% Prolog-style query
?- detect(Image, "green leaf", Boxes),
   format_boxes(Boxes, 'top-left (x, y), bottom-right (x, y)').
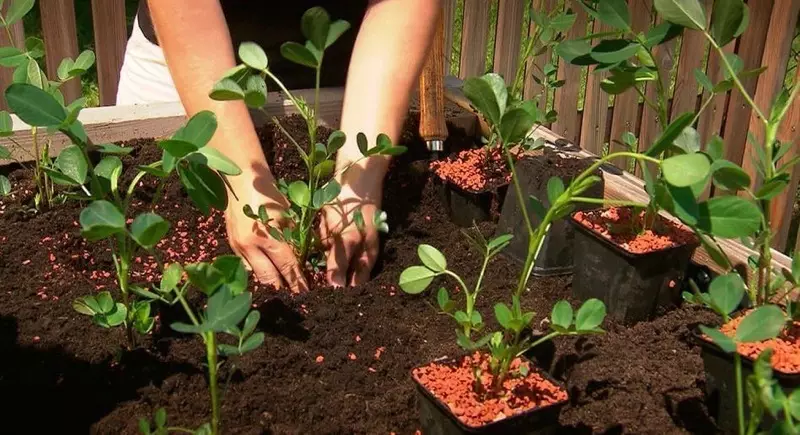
top-left (184, 262), bottom-right (225, 295)
top-left (708, 273), bottom-right (745, 316)
top-left (287, 181), bottom-right (310, 207)
top-left (0, 175), bottom-right (10, 196)
top-left (326, 20), bottom-right (351, 48)
top-left (161, 262), bottom-right (183, 292)
top-left (722, 52), bottom-right (743, 80)
top-left (5, 0), bottom-right (34, 26)
top-left (646, 112), bottom-right (695, 157)
top-left (673, 126), bottom-right (701, 153)
top-left (699, 325), bottom-right (736, 353)
top-left (243, 75), bottom-right (267, 109)
top-left (174, 110), bottom-right (217, 148)
top-left (662, 153), bottom-right (711, 187)
top-left (312, 179), bottom-right (341, 209)
top-left (313, 160), bottom-right (334, 179)
top-left (487, 233), bottom-right (513, 253)
top-left (462, 73), bottom-right (507, 126)
top-left (103, 303), bottom-right (128, 327)
top-left (546, 176), bottom-right (565, 204)
top-left (243, 310), bottom-right (260, 337)
top-left (171, 321), bottom-right (205, 334)
top-left (154, 408), bottom-right (167, 428)
top-left (529, 195), bottom-right (547, 221)
top-left (93, 291), bottom-right (113, 313)
top-left (499, 107), bottom-right (535, 144)
top-left (556, 39), bottom-right (595, 65)
top-left (711, 0), bottom-right (745, 46)
top-left (240, 332), bottom-right (265, 353)
top-left (0, 46), bottom-right (26, 67)
top-left (437, 287), bottom-right (451, 312)
top-left (694, 68), bottom-right (714, 92)
top-left (735, 305), bottom-right (786, 342)
top-left (789, 390), bottom-right (800, 420)
top-left (494, 303), bottom-right (513, 329)
top-left (711, 159), bottom-right (750, 191)
top-left (238, 42), bottom-right (268, 70)
top-left (23, 36), bottom-right (43, 59)
top-left (159, 139), bottom-right (198, 159)
top-left (178, 163), bottom-right (228, 215)
top-left (301, 6), bottom-right (331, 51)
top-left (209, 78), bottom-right (244, 101)
top-left (205, 288), bottom-right (252, 333)
top-left (212, 255), bottom-right (248, 296)
top-left (71, 50), bottom-right (95, 74)
top-left (590, 39), bottom-right (641, 64)
top-left (398, 266), bottom-right (437, 294)
top-left (575, 298), bottom-right (607, 331)
top-left (643, 22), bottom-right (683, 47)
top-left (5, 83), bottom-right (67, 126)
top-left (94, 143), bottom-right (131, 155)
top-left (190, 147), bottom-right (242, 176)
top-left (696, 196), bottom-right (761, 238)
top-left (327, 130), bottom-right (346, 155)
top-left (654, 0), bottom-right (707, 30)
top-left (755, 175), bottom-right (789, 200)
top-left (79, 200), bottom-right (125, 241)
top-left (595, 0), bottom-right (631, 30)
top-left (95, 156), bottom-right (122, 195)
top-left (551, 300), bottom-right (573, 330)
top-left (280, 42), bottom-right (318, 68)
top-left (55, 145), bottom-right (88, 185)
top-left (131, 213), bottom-right (170, 249)
top-left (356, 132), bottom-right (369, 155)
top-left (418, 244), bottom-right (447, 272)
top-left (57, 57), bottom-right (74, 81)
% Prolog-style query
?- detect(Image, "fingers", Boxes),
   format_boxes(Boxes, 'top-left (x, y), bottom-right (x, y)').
top-left (326, 231), bottom-right (359, 288)
top-left (241, 247), bottom-right (284, 290)
top-left (349, 231), bottom-right (379, 287)
top-left (261, 240), bottom-right (309, 294)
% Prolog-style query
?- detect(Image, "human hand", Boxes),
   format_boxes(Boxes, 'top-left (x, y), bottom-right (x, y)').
top-left (224, 170), bottom-right (308, 293)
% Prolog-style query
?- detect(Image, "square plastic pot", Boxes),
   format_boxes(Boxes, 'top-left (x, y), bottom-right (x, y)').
top-left (496, 152), bottom-right (604, 276)
top-left (412, 356), bottom-right (567, 435)
top-left (692, 319), bottom-right (800, 433)
top-left (568, 209), bottom-right (699, 325)
top-left (436, 178), bottom-right (508, 228)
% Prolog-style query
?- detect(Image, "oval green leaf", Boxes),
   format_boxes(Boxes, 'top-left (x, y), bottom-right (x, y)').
top-left (551, 300), bottom-right (574, 330)
top-left (131, 212), bottom-right (170, 249)
top-left (398, 266), bottom-right (436, 294)
top-left (418, 244), bottom-right (447, 272)
top-left (735, 305), bottom-right (786, 343)
top-left (575, 298), bottom-right (607, 331)
top-left (711, 159), bottom-right (751, 191)
top-left (238, 42), bottom-right (268, 70)
top-left (654, 0), bottom-right (707, 30)
top-left (708, 273), bottom-right (745, 316)
top-left (696, 196), bottom-right (761, 238)
top-left (6, 83), bottom-right (67, 126)
top-left (287, 181), bottom-right (310, 207)
top-left (662, 153), bottom-right (711, 187)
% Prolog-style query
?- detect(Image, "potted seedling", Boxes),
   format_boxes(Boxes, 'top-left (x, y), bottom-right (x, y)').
top-left (431, 6), bottom-right (575, 228)
top-left (0, 0), bottom-right (96, 211)
top-left (209, 7), bottom-right (403, 274)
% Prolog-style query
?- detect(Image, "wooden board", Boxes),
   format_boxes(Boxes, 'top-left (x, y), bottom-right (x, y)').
top-left (550, 7), bottom-right (588, 144)
top-left (40, 0), bottom-right (81, 104)
top-left (493, 0), bottom-right (525, 85)
top-left (668, 1), bottom-right (710, 120)
top-left (772, 66), bottom-right (800, 253)
top-left (458, 0), bottom-right (491, 79)
top-left (442, 0), bottom-right (457, 74)
top-left (0, 2), bottom-right (24, 110)
top-left (523, 0), bottom-right (557, 108)
top-left (579, 20), bottom-right (612, 156)
top-left (91, 0), bottom-right (128, 106)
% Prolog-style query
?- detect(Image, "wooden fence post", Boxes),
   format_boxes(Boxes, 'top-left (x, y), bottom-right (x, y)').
top-left (458, 0), bottom-right (491, 79)
top-left (40, 0), bottom-right (81, 104)
top-left (91, 0), bottom-right (128, 106)
top-left (0, 2), bottom-right (24, 110)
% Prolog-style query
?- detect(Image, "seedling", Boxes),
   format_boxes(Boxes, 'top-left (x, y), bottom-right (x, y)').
top-left (210, 7), bottom-right (405, 268)
top-left (0, 0), bottom-right (96, 210)
top-left (400, 233), bottom-right (606, 390)
top-left (136, 256), bottom-right (262, 435)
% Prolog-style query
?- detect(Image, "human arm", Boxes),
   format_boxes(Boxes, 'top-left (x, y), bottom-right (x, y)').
top-left (321, 0), bottom-right (443, 286)
top-left (146, 0), bottom-right (308, 292)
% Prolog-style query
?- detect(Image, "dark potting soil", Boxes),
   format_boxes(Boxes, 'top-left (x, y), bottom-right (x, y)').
top-left (0, 114), bottom-right (720, 434)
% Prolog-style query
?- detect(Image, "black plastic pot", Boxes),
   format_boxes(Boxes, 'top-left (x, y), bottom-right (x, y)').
top-left (568, 209), bottom-right (699, 325)
top-left (496, 151), bottom-right (604, 276)
top-left (413, 356), bottom-right (567, 434)
top-left (693, 319), bottom-right (800, 434)
top-left (437, 178), bottom-right (508, 228)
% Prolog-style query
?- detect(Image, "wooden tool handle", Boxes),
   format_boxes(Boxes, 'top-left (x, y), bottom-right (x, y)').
top-left (419, 10), bottom-right (448, 144)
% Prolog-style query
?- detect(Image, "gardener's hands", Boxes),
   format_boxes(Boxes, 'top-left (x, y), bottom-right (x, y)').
top-left (225, 170), bottom-right (308, 293)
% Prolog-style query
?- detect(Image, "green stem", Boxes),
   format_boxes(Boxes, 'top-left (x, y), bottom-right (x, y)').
top-left (735, 352), bottom-right (745, 435)
top-left (691, 95), bottom-right (715, 127)
top-left (204, 332), bottom-right (220, 435)
top-left (442, 269), bottom-right (472, 336)
top-left (519, 331), bottom-right (560, 356)
top-left (571, 197), bottom-right (648, 208)
top-left (264, 70), bottom-right (304, 120)
top-left (0, 15), bottom-right (17, 49)
top-left (502, 145), bottom-right (533, 238)
top-left (705, 35), bottom-right (768, 123)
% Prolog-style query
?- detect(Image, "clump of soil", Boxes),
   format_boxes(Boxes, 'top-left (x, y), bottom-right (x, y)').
top-left (572, 206), bottom-right (697, 254)
top-left (431, 147), bottom-right (522, 192)
top-left (717, 312), bottom-right (800, 374)
top-left (413, 352), bottom-right (567, 428)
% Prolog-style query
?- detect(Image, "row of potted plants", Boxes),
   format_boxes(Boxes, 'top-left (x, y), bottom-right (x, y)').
top-left (399, 0), bottom-right (800, 433)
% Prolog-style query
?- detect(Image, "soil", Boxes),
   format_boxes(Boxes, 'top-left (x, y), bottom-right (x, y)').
top-left (412, 352), bottom-right (568, 428)
top-left (717, 312), bottom-right (800, 374)
top-left (0, 112), bottom-right (722, 434)
top-left (572, 206), bottom-right (698, 255)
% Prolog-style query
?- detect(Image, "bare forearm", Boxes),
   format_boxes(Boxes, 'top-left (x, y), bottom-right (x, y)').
top-left (337, 0), bottom-right (442, 183)
top-left (147, 0), bottom-right (267, 180)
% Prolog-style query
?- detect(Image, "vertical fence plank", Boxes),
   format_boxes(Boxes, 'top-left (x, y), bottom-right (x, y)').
top-left (719, 0), bottom-right (774, 169)
top-left (92, 0), bottom-right (128, 106)
top-left (607, 0), bottom-right (653, 168)
top-left (550, 8), bottom-right (588, 144)
top-left (493, 0), bottom-right (525, 85)
top-left (40, 0), bottom-right (81, 104)
top-left (580, 19), bottom-right (612, 156)
top-left (0, 2), bottom-right (24, 110)
top-left (459, 0), bottom-right (491, 79)
top-left (669, 2), bottom-right (711, 121)
top-left (523, 0), bottom-right (556, 122)
top-left (443, 0), bottom-right (456, 74)
top-left (697, 41), bottom-right (735, 147)
top-left (780, 68), bottom-right (800, 254)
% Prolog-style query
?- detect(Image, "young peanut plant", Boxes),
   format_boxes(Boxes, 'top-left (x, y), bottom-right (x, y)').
top-left (0, 0), bottom-right (96, 210)
top-left (210, 7), bottom-right (403, 269)
top-left (136, 256), bottom-right (263, 435)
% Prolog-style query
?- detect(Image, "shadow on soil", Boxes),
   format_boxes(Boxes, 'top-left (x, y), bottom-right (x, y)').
top-left (0, 315), bottom-right (199, 432)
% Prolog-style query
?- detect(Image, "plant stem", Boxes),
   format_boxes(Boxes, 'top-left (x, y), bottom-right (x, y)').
top-left (734, 352), bottom-right (745, 435)
top-left (571, 197), bottom-right (648, 208)
top-left (705, 35), bottom-right (768, 124)
top-left (204, 332), bottom-right (220, 435)
top-left (264, 70), bottom-right (304, 120)
top-left (519, 331), bottom-right (560, 356)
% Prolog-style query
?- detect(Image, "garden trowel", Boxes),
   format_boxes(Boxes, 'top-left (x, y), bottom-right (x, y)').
top-left (418, 8), bottom-right (448, 160)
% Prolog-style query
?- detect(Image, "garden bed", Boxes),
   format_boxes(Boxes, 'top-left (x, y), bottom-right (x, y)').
top-left (1, 112), bottom-right (721, 434)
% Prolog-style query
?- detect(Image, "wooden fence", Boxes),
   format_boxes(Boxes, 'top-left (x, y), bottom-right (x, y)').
top-left (3, 0), bottom-right (800, 253)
